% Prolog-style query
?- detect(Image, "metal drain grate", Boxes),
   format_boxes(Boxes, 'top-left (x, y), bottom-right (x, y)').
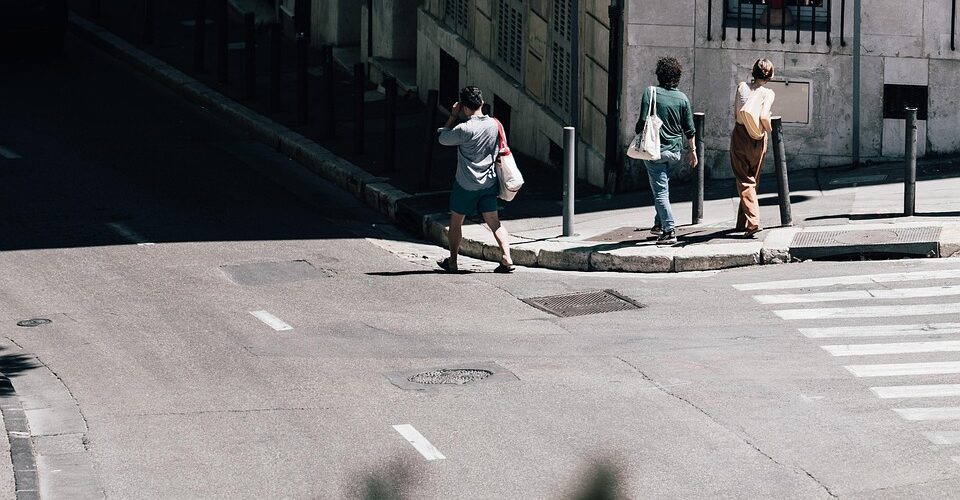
top-left (521, 290), bottom-right (645, 317)
top-left (790, 227), bottom-right (941, 260)
top-left (408, 369), bottom-right (492, 385)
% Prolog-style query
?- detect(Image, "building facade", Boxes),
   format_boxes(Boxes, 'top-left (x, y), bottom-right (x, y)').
top-left (416, 0), bottom-right (960, 188)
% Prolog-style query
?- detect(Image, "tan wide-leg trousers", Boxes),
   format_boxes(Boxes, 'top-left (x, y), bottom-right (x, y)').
top-left (729, 123), bottom-right (768, 231)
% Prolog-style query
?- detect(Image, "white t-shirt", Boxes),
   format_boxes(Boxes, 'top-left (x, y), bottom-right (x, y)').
top-left (734, 82), bottom-right (775, 126)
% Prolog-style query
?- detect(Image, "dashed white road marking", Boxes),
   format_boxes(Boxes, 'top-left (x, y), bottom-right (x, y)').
top-left (799, 323), bottom-right (960, 339)
top-left (249, 310), bottom-right (293, 331)
top-left (845, 361), bottom-right (960, 377)
top-left (392, 424), bottom-right (445, 461)
top-left (0, 146), bottom-right (22, 159)
top-left (823, 340), bottom-right (960, 357)
top-left (734, 269), bottom-right (960, 291)
top-left (894, 408), bottom-right (960, 421)
top-left (754, 285), bottom-right (960, 304)
top-left (871, 384), bottom-right (960, 399)
top-left (775, 302), bottom-right (960, 320)
top-left (106, 222), bottom-right (154, 245)
top-left (924, 431), bottom-right (960, 444)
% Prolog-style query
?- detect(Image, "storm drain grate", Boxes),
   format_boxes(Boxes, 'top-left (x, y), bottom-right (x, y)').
top-left (521, 290), bottom-right (645, 317)
top-left (408, 369), bottom-right (493, 385)
top-left (790, 227), bottom-right (941, 260)
top-left (16, 319), bottom-right (51, 328)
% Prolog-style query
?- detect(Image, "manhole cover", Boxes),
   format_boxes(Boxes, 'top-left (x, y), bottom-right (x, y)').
top-left (408, 369), bottom-right (492, 385)
top-left (220, 260), bottom-right (333, 286)
top-left (521, 290), bottom-right (645, 317)
top-left (790, 227), bottom-right (941, 260)
top-left (16, 319), bottom-right (51, 328)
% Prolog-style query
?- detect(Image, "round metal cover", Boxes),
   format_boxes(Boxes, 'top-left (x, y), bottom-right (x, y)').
top-left (408, 369), bottom-right (492, 385)
top-left (833, 230), bottom-right (899, 245)
top-left (16, 319), bottom-right (51, 328)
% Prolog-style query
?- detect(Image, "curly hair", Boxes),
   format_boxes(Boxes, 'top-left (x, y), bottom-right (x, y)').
top-left (656, 57), bottom-right (683, 89)
top-left (459, 86), bottom-right (484, 111)
top-left (752, 58), bottom-right (775, 81)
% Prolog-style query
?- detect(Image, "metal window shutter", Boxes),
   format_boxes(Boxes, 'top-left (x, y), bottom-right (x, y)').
top-left (548, 0), bottom-right (573, 115)
top-left (444, 0), bottom-right (470, 36)
top-left (496, 0), bottom-right (524, 81)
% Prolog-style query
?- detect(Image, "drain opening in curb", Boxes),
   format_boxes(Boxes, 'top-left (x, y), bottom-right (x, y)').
top-left (16, 319), bottom-right (51, 328)
top-left (408, 369), bottom-right (493, 385)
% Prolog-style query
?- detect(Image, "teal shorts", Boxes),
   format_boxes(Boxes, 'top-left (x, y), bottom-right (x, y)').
top-left (450, 182), bottom-right (499, 216)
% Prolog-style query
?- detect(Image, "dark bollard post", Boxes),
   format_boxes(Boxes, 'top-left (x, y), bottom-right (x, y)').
top-left (216, 0), bottom-right (228, 84)
top-left (904, 107), bottom-right (918, 216)
top-left (421, 89), bottom-right (440, 190)
top-left (91, 0), bottom-right (101, 18)
top-left (269, 23), bottom-right (281, 111)
top-left (384, 76), bottom-right (398, 171)
top-left (143, 0), bottom-right (155, 45)
top-left (193, 0), bottom-right (206, 72)
top-left (692, 112), bottom-right (705, 224)
top-left (244, 13), bottom-right (256, 100)
top-left (321, 46), bottom-right (336, 139)
top-left (297, 32), bottom-right (309, 125)
top-left (771, 116), bottom-right (793, 226)
top-left (353, 63), bottom-right (366, 154)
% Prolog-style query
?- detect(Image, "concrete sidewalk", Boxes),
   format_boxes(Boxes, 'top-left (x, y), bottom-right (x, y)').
top-left (68, 11), bottom-right (960, 274)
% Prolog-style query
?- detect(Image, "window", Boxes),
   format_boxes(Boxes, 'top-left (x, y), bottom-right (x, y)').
top-left (443, 0), bottom-right (471, 38)
top-left (495, 0), bottom-right (525, 81)
top-left (549, 0), bottom-right (573, 116)
top-left (725, 0), bottom-right (829, 34)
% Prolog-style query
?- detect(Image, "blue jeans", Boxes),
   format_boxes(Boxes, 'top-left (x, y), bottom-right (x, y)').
top-left (643, 150), bottom-right (683, 233)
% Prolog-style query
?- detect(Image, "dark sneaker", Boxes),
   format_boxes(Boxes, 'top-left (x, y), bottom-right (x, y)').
top-left (650, 225), bottom-right (662, 236)
top-left (656, 230), bottom-right (677, 245)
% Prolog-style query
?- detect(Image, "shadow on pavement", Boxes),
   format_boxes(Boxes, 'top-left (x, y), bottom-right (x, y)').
top-left (0, 349), bottom-right (39, 396)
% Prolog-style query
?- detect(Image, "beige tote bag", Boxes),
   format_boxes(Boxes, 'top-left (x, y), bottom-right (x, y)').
top-left (737, 83), bottom-right (767, 140)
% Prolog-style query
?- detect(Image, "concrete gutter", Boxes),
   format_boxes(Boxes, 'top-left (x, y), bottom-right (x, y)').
top-left (68, 13), bottom-right (960, 273)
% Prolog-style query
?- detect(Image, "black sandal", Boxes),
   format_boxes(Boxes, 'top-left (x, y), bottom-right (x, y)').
top-left (437, 258), bottom-right (457, 273)
top-left (493, 263), bottom-right (515, 274)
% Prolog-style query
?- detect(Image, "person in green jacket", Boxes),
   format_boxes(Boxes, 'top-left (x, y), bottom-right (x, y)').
top-left (634, 57), bottom-right (698, 245)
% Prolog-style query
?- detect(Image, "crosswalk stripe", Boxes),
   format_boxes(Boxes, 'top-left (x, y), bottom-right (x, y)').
top-left (754, 285), bottom-right (960, 304)
top-left (894, 408), bottom-right (960, 421)
top-left (775, 302), bottom-right (960, 320)
top-left (393, 424), bottom-right (446, 461)
top-left (249, 310), bottom-right (293, 331)
top-left (734, 269), bottom-right (960, 291)
top-left (106, 222), bottom-right (154, 245)
top-left (845, 361), bottom-right (960, 377)
top-left (823, 340), bottom-right (960, 357)
top-left (871, 384), bottom-right (960, 399)
top-left (924, 431), bottom-right (960, 444)
top-left (0, 146), bottom-right (22, 159)
top-left (800, 323), bottom-right (960, 339)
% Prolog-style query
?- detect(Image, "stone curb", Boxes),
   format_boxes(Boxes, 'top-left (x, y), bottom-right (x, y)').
top-left (69, 13), bottom-right (960, 273)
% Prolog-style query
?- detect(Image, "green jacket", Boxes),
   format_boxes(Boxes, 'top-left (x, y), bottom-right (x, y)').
top-left (635, 86), bottom-right (696, 154)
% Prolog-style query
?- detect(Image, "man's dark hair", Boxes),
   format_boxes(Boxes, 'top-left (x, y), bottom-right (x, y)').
top-left (655, 57), bottom-right (683, 89)
top-left (459, 86), bottom-right (484, 111)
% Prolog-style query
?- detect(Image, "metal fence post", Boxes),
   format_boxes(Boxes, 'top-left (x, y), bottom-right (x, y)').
top-left (321, 45), bottom-right (336, 139)
top-left (244, 12), bottom-right (256, 100)
top-left (193, 0), bottom-right (206, 72)
top-left (421, 90), bottom-right (440, 191)
top-left (353, 63), bottom-right (366, 154)
top-left (904, 107), bottom-right (918, 216)
top-left (771, 116), bottom-right (793, 226)
top-left (297, 32), bottom-right (309, 125)
top-left (384, 76), bottom-right (398, 171)
top-left (692, 112), bottom-right (705, 225)
top-left (216, 0), bottom-right (228, 84)
top-left (143, 0), bottom-right (155, 45)
top-left (563, 127), bottom-right (576, 237)
top-left (269, 23), bottom-right (281, 111)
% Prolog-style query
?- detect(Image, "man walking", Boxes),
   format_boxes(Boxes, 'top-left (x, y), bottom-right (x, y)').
top-left (436, 86), bottom-right (514, 273)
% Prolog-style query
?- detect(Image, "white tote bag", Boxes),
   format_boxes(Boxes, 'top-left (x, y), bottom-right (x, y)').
top-left (493, 118), bottom-right (523, 201)
top-left (737, 83), bottom-right (768, 140)
top-left (626, 86), bottom-right (662, 161)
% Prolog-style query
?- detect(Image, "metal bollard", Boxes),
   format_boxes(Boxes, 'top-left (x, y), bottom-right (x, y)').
top-left (143, 0), bottom-right (155, 45)
top-left (692, 112), bottom-right (705, 225)
top-left (421, 89), bottom-right (440, 191)
top-left (904, 107), bottom-right (918, 216)
top-left (353, 63), bottom-right (366, 154)
top-left (91, 0), bottom-right (101, 18)
top-left (193, 0), bottom-right (206, 72)
top-left (384, 76), bottom-right (398, 171)
top-left (321, 45), bottom-right (336, 139)
top-left (297, 32), bottom-right (309, 125)
top-left (269, 23), bottom-right (281, 111)
top-left (771, 116), bottom-right (793, 226)
top-left (216, 0), bottom-right (228, 84)
top-left (244, 13), bottom-right (256, 100)
top-left (563, 127), bottom-right (576, 237)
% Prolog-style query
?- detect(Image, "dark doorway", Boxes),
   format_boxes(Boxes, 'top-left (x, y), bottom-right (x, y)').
top-left (493, 94), bottom-right (512, 140)
top-left (439, 50), bottom-right (459, 111)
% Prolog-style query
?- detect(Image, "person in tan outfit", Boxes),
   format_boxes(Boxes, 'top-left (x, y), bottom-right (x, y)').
top-left (730, 59), bottom-right (776, 238)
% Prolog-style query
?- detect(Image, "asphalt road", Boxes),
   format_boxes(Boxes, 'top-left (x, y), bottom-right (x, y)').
top-left (2, 35), bottom-right (960, 499)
